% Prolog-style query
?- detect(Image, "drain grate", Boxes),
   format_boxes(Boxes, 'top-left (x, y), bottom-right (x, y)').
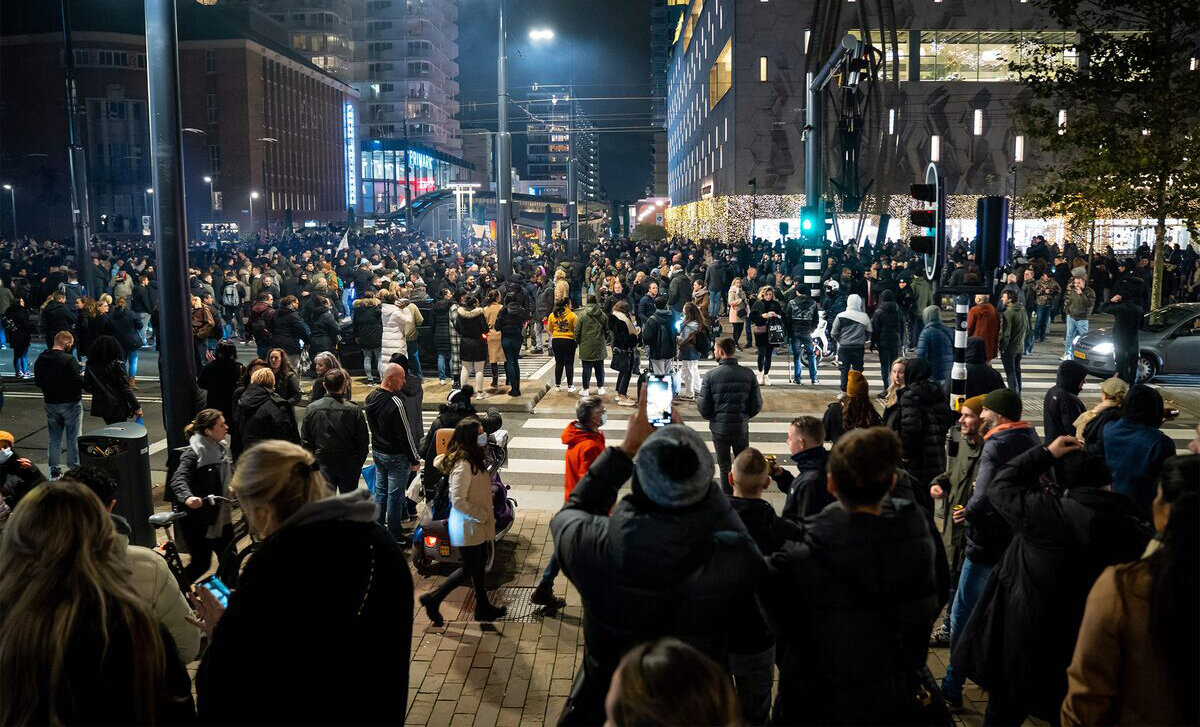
top-left (456, 586), bottom-right (544, 623)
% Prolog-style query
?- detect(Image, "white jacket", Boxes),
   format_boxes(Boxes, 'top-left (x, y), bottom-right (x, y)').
top-left (118, 533), bottom-right (203, 664)
top-left (443, 457), bottom-right (495, 547)
top-left (380, 303), bottom-right (409, 361)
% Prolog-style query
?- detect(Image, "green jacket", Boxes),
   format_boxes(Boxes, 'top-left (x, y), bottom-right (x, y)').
top-left (1063, 287), bottom-right (1095, 319)
top-left (575, 304), bottom-right (609, 361)
top-left (999, 301), bottom-right (1029, 354)
top-left (911, 276), bottom-right (934, 312)
top-left (932, 429), bottom-right (981, 573)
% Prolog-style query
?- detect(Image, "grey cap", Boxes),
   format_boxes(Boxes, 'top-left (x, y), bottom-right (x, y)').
top-left (633, 424), bottom-right (714, 509)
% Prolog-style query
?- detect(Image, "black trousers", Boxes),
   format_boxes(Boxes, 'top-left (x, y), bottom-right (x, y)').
top-left (1001, 351), bottom-right (1023, 393)
top-left (552, 338), bottom-right (577, 386)
top-left (179, 515), bottom-right (233, 584)
top-left (615, 366), bottom-right (633, 397)
top-left (712, 427), bottom-right (749, 494)
top-left (838, 345), bottom-right (865, 391)
top-left (1115, 344), bottom-right (1137, 384)
top-left (427, 542), bottom-right (494, 612)
top-left (877, 343), bottom-right (899, 390)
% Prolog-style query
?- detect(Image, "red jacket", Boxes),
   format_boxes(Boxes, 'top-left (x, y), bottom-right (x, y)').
top-left (967, 303), bottom-right (1000, 361)
top-left (562, 422), bottom-right (605, 501)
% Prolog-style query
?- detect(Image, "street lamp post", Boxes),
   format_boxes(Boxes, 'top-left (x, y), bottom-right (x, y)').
top-left (496, 0), bottom-right (513, 278)
top-left (144, 187), bottom-right (154, 236)
top-left (257, 137), bottom-right (278, 233)
top-left (2, 185), bottom-right (14, 239)
top-left (249, 191), bottom-right (259, 235)
top-left (203, 175), bottom-right (214, 225)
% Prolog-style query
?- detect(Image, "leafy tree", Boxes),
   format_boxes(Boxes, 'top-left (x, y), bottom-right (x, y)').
top-left (1011, 0), bottom-right (1200, 307)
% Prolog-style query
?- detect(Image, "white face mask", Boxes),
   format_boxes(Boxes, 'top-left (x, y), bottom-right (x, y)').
top-left (0, 448), bottom-right (12, 464)
top-left (476, 433), bottom-right (488, 447)
top-left (599, 412), bottom-right (608, 427)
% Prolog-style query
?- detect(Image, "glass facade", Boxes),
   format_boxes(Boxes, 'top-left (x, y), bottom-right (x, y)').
top-left (919, 30), bottom-right (1076, 82)
top-left (358, 146), bottom-right (472, 215)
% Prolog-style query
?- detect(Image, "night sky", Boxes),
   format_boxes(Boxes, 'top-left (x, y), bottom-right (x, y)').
top-left (455, 0), bottom-right (654, 202)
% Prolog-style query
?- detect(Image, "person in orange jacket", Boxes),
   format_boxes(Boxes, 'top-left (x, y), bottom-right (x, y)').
top-left (530, 395), bottom-right (606, 608)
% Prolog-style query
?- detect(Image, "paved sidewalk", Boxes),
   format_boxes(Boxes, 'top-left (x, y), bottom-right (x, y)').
top-left (405, 510), bottom-right (1016, 727)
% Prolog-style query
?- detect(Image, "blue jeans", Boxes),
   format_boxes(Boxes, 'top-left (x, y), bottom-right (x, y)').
top-left (127, 350), bottom-right (139, 377)
top-left (1034, 304), bottom-right (1051, 342)
top-left (1023, 312), bottom-right (1035, 355)
top-left (45, 401), bottom-right (83, 471)
top-left (708, 290), bottom-right (723, 321)
top-left (14, 352), bottom-right (28, 375)
top-left (538, 552), bottom-right (559, 588)
top-left (941, 557), bottom-right (995, 699)
top-left (437, 352), bottom-right (451, 381)
top-left (408, 341), bottom-right (423, 377)
top-left (502, 337), bottom-right (522, 393)
top-left (372, 451), bottom-right (411, 541)
top-left (1064, 316), bottom-right (1089, 358)
top-left (790, 336), bottom-right (817, 383)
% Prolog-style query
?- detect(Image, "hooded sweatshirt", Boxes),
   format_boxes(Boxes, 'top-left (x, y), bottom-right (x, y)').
top-left (1103, 386), bottom-right (1175, 518)
top-left (562, 422), bottom-right (605, 501)
top-left (1043, 360), bottom-right (1088, 443)
top-left (965, 337), bottom-right (1005, 398)
top-left (830, 293), bottom-right (872, 348)
top-left (917, 305), bottom-right (953, 382)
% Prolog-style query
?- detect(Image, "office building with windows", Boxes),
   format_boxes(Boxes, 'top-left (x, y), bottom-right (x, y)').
top-left (662, 0), bottom-right (1119, 245)
top-left (525, 85), bottom-right (601, 203)
top-left (650, 0), bottom-right (688, 196)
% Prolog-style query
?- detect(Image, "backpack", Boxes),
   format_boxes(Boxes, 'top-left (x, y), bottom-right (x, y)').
top-left (221, 283), bottom-right (240, 308)
top-left (693, 324), bottom-right (712, 358)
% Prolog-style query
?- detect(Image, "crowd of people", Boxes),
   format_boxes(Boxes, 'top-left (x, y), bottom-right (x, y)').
top-left (0, 226), bottom-right (1197, 725)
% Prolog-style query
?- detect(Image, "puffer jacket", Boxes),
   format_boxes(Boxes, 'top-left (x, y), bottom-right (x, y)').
top-left (494, 301), bottom-right (529, 340)
top-left (784, 295), bottom-right (819, 338)
top-left (268, 307), bottom-right (308, 355)
top-left (430, 299), bottom-right (453, 354)
top-left (575, 304), bottom-right (609, 361)
top-left (895, 359), bottom-right (954, 495)
top-left (1043, 360), bottom-right (1088, 444)
top-left (641, 309), bottom-right (676, 360)
top-left (870, 290), bottom-right (903, 349)
top-left (967, 302), bottom-right (1000, 360)
top-left (550, 448), bottom-right (761, 724)
top-left (916, 306), bottom-right (953, 382)
top-left (308, 309), bottom-right (340, 354)
top-left (40, 300), bottom-right (77, 344)
top-left (831, 293), bottom-right (872, 347)
top-left (232, 383), bottom-right (300, 458)
top-left (454, 306), bottom-right (488, 362)
top-left (352, 298), bottom-right (383, 349)
top-left (697, 358), bottom-right (762, 434)
top-left (965, 337), bottom-right (1005, 398)
top-left (302, 393), bottom-right (369, 465)
top-left (963, 421), bottom-right (1043, 565)
top-left (107, 306), bottom-right (144, 354)
top-left (380, 302), bottom-right (409, 360)
top-left (761, 496), bottom-right (946, 725)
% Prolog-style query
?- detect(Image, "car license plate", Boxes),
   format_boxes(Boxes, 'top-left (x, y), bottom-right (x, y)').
top-left (439, 545), bottom-right (451, 556)
top-left (1073, 351), bottom-right (1087, 359)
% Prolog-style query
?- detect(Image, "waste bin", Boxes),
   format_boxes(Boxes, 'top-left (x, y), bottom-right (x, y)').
top-left (79, 422), bottom-right (154, 547)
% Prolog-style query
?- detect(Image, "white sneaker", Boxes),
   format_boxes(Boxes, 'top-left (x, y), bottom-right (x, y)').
top-left (812, 377), bottom-right (821, 385)
top-left (764, 374), bottom-right (772, 386)
top-left (555, 384), bottom-right (562, 391)
top-left (597, 387), bottom-right (606, 396)
top-left (567, 385), bottom-right (576, 392)
top-left (476, 392), bottom-right (489, 400)
top-left (580, 388), bottom-right (589, 398)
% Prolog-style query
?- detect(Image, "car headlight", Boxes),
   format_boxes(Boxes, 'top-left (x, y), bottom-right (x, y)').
top-left (1092, 342), bottom-right (1114, 355)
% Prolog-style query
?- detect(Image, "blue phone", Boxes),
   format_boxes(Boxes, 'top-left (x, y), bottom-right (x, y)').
top-left (196, 575), bottom-right (231, 607)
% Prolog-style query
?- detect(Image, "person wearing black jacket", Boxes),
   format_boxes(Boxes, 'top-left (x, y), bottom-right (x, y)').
top-left (727, 447), bottom-right (803, 725)
top-left (760, 426), bottom-right (948, 725)
top-left (964, 336), bottom-right (1005, 399)
top-left (893, 358), bottom-right (953, 498)
top-left (768, 415), bottom-right (834, 522)
top-left (1044, 360), bottom-right (1088, 445)
top-left (698, 337), bottom-right (763, 492)
top-left (307, 296), bottom-right (340, 361)
top-left (3, 297), bottom-right (36, 379)
top-left (194, 441), bottom-right (412, 725)
top-left (352, 292), bottom-right (384, 385)
top-left (232, 368), bottom-right (300, 460)
top-left (494, 296), bottom-right (530, 397)
top-left (34, 331), bottom-right (85, 477)
top-left (268, 296), bottom-right (309, 363)
top-left (197, 342), bottom-right (244, 422)
top-left (871, 289), bottom-right (905, 390)
top-left (166, 409), bottom-right (233, 583)
top-left (952, 437), bottom-right (1152, 724)
top-left (300, 369), bottom-right (369, 493)
top-left (549, 404), bottom-right (761, 726)
top-left (40, 292), bottom-right (77, 348)
top-left (1103, 286), bottom-right (1143, 384)
top-left (365, 363), bottom-right (422, 541)
top-left (783, 290), bottom-right (820, 385)
top-left (107, 298), bottom-right (144, 376)
top-left (83, 336), bottom-right (142, 425)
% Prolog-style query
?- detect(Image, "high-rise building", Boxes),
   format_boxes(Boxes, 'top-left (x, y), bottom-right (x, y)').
top-left (258, 0), bottom-right (463, 156)
top-left (649, 0), bottom-right (687, 197)
top-left (524, 84), bottom-right (600, 203)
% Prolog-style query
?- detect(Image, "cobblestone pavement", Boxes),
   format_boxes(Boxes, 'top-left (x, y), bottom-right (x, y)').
top-left (403, 510), bottom-right (1042, 727)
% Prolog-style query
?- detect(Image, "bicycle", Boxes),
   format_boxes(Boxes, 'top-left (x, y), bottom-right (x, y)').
top-left (149, 494), bottom-right (233, 595)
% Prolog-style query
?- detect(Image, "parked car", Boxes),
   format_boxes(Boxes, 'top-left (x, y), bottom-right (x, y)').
top-left (1073, 302), bottom-right (1200, 381)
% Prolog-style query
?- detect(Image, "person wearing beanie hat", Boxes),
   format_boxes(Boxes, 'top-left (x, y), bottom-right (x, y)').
top-left (1043, 359), bottom-right (1089, 445)
top-left (550, 388), bottom-right (761, 724)
top-left (942, 387), bottom-right (1042, 707)
top-left (822, 370), bottom-right (882, 444)
top-left (1073, 376), bottom-right (1126, 443)
top-left (928, 393), bottom-right (986, 646)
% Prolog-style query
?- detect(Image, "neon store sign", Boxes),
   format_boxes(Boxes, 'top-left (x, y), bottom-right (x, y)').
top-left (344, 102), bottom-right (358, 208)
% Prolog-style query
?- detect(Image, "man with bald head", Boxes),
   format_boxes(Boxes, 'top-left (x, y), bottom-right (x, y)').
top-left (365, 362), bottom-right (422, 541)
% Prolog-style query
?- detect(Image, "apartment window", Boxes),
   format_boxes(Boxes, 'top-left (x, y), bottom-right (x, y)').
top-left (205, 49), bottom-right (216, 73)
top-left (208, 145), bottom-right (222, 173)
top-left (759, 56), bottom-right (768, 82)
top-left (74, 49), bottom-right (90, 66)
top-left (206, 93), bottom-right (218, 123)
top-left (708, 38), bottom-right (732, 109)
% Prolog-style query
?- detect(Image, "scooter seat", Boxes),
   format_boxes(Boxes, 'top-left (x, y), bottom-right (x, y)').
top-left (149, 511), bottom-right (187, 528)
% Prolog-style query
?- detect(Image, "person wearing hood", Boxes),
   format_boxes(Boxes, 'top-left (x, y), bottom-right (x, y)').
top-left (352, 290), bottom-right (384, 385)
top-left (1044, 359), bottom-right (1089, 445)
top-left (575, 295), bottom-right (609, 397)
top-left (232, 368), bottom-right (301, 459)
top-left (830, 292), bottom-right (872, 392)
top-left (267, 295), bottom-right (308, 367)
top-left (916, 305), bottom-right (953, 387)
top-left (494, 294), bottom-right (530, 397)
top-left (727, 448), bottom-right (803, 725)
top-left (166, 409), bottom-right (233, 584)
top-left (871, 289), bottom-right (904, 391)
top-left (550, 393), bottom-right (761, 725)
top-left (760, 426), bottom-right (947, 725)
top-left (193, 440), bottom-right (413, 724)
top-left (418, 416), bottom-right (507, 626)
top-left (667, 264), bottom-right (691, 314)
top-left (893, 358), bottom-right (954, 499)
top-left (998, 289), bottom-right (1029, 393)
top-left (951, 436), bottom-right (1152, 724)
top-left (454, 295), bottom-right (490, 398)
top-left (1104, 385), bottom-right (1175, 519)
top-left (964, 336), bottom-right (1005, 399)
top-left (967, 294), bottom-right (1000, 361)
top-left (942, 387), bottom-right (1043, 708)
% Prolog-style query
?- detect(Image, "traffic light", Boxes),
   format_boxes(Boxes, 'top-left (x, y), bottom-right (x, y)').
top-left (799, 207), bottom-right (819, 233)
top-left (909, 174), bottom-right (943, 279)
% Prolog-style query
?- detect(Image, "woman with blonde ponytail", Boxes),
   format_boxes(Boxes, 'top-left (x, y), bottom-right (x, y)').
top-left (194, 440), bottom-right (413, 723)
top-left (0, 481), bottom-right (194, 724)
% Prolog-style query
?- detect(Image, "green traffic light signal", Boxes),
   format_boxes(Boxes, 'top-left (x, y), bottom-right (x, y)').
top-left (801, 217), bottom-right (814, 231)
